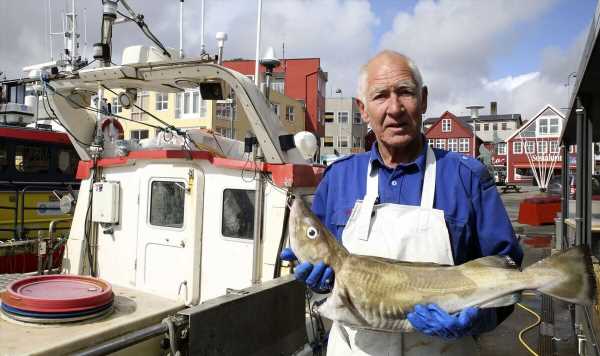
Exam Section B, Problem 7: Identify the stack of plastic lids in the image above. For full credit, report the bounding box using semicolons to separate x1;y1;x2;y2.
0;275;114;323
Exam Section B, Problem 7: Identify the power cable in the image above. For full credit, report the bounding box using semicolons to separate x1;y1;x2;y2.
516;302;541;356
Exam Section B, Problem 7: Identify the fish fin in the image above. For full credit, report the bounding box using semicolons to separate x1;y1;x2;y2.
359;255;450;267
525;246;596;305
479;293;521;308
462;255;519;269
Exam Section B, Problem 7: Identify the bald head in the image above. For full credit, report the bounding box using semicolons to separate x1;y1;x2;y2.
357;50;424;104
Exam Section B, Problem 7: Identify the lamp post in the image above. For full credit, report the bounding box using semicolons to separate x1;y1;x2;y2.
466;105;484;158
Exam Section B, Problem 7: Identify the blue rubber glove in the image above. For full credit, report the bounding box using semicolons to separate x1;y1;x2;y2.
407;304;481;339
280;247;334;293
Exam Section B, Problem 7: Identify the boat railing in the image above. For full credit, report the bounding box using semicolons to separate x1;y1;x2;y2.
0;182;75;240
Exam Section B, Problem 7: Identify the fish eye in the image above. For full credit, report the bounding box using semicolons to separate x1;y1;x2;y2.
306;227;319;239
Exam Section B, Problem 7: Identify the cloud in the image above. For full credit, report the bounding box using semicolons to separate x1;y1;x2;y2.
0;0;377;97
376;0;585;119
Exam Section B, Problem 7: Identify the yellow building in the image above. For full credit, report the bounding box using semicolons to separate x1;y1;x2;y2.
105;88;305;141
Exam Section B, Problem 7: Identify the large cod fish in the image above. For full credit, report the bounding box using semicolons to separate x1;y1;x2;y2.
288;197;596;332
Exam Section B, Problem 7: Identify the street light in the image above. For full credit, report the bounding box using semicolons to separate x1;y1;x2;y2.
565;71;577;87
466;105;484;158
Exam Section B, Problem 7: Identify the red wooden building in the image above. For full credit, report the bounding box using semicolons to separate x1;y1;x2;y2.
424;111;483;157
505;105;575;184
223;58;328;137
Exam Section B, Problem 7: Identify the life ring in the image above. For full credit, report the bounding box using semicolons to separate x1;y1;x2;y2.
100;117;124;140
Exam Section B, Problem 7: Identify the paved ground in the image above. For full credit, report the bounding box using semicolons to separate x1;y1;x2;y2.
478;186;576;356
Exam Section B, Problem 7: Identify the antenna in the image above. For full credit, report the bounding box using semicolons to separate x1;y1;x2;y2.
179;0;184;59
254;0;263;86
48;0;53;60
200;0;206;54
83;7;88;59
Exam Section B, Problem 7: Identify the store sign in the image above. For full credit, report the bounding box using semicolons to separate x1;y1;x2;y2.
492;156;506;165
531;155;560;162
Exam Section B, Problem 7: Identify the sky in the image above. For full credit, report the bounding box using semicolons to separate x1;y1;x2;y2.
0;0;597;119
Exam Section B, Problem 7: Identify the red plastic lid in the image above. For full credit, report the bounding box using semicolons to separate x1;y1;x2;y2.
1;275;113;313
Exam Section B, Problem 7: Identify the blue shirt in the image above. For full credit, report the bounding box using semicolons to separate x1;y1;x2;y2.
312;142;523;266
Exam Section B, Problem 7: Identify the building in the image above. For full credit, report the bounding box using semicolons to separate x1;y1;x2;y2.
423;102;522;144
106;87;305;142
322;97;369;162
505;104;574;184
424;111;484;158
224;58;328;138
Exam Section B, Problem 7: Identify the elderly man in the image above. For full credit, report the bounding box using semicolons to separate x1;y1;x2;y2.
282;50;522;355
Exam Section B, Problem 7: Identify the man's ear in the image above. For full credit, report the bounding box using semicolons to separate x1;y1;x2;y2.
356;98;369;123
420;86;428;114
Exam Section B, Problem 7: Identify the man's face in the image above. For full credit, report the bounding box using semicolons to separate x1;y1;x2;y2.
358;56;427;150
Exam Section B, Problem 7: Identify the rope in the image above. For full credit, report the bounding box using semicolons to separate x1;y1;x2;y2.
516;302;541;356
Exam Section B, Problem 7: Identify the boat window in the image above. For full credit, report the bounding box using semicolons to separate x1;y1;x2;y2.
57;148;79;175
222;189;255;240
15;145;49;173
149;181;185;228
0;143;7;172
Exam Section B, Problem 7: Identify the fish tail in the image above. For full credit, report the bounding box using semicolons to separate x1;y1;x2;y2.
525;246;596;305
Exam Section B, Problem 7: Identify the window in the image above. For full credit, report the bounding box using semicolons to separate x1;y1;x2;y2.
435;139;446;150
155;93;168;111
324;111;334;123
192;92;200;113
474;123;480;131
216;103;233;120
550;141;560;153
353;112;362;124
150;181;185;228
338;136;349;148
525;141;535;154
323;136;334;147
352;136;362;148
428;139;435;147
0;143;7;172
442;119;452;132
537;141;548;154
131;92;149;121
131;129;149;140
271;79;285;94
216;127;236;139
15;145;49;173
483;123;489;131
501;122;508;130
459;138;469;152
222;189;255;239
513;141;522;154
492;123;498;131
447;138;458;152
539;118;549;135
175;93;181;118
286;106;295;121
496;142;507;155
272;103;280;118
549;118;560;134
338;111;349;124
57;148;79;175
111;97;122;114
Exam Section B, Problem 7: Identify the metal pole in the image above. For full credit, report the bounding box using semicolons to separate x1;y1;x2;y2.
254;0;262;87
72;322;168;356
200;0;205;54
179;0;184;59
252;146;265;285
575;97;592;248
48;0;53;60
561;143;569;249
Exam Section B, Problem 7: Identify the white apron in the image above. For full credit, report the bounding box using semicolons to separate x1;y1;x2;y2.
326;146;479;356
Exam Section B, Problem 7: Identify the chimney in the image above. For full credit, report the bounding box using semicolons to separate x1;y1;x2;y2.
490;101;497;116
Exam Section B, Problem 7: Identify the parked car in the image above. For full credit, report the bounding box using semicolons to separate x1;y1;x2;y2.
547;174;600;197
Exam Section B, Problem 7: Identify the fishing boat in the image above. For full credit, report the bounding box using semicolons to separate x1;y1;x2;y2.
0;80;79;274
0;1;324;354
